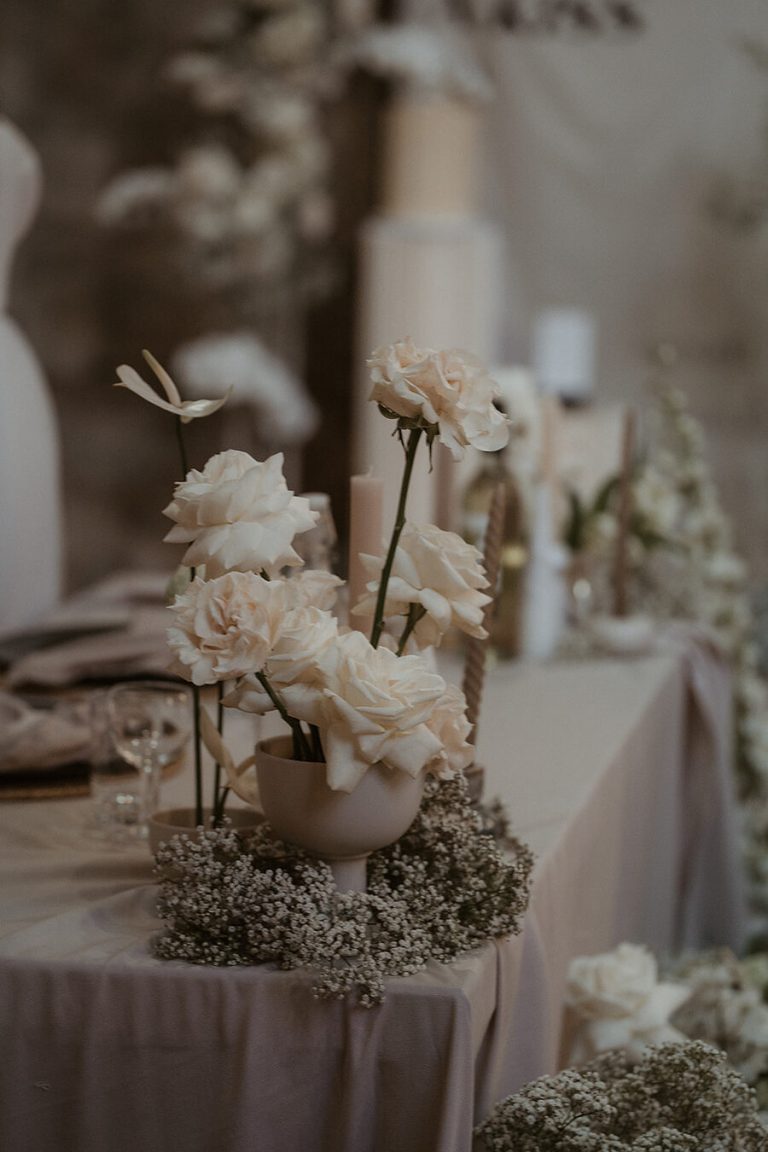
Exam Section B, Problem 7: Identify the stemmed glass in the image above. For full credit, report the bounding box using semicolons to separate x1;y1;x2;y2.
106;681;192;836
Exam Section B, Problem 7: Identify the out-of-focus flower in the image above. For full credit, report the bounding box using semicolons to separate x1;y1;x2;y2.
566;943;690;1063
95;169;174;226
172;331;319;445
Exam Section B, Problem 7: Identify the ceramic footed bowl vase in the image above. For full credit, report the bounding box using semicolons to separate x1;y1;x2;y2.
253;735;427;893
148;805;263;856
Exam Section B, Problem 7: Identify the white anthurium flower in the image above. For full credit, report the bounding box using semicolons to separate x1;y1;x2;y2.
566;944;691;1065
115;350;231;423
199;707;260;809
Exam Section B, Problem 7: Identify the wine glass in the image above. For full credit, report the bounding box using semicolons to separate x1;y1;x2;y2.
106;681;192;836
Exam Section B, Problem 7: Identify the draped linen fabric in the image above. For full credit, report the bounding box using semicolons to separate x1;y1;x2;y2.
0;637;744;1152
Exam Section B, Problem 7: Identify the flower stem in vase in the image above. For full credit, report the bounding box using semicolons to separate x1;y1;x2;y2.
191;683;203;827
255;671;313;760
396;604;427;655
370;427;423;648
212;682;225;826
175;416;189;479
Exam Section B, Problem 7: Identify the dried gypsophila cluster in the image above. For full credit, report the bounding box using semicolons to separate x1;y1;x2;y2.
668;949;768;1118
152;772;533;1007
475;1041;766;1152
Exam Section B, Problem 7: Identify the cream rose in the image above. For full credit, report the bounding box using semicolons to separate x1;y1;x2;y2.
167;571;286;686
566;943;690;1064
283;569;343;611
285;630;446;792
367;338;510;460
225;605;339;715
352;522;490;649
567;943;658;1019
163;450;317;577
425;683;474;779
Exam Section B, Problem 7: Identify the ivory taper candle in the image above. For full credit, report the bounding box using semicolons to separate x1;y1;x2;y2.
348;473;384;633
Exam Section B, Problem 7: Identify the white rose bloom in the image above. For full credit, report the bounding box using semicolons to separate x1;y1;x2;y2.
226;605;339;716
738;671;768;713
568;943;658;1019
283;570;343;611
286;630;445;792
297;190;334;242
96;168;174;226
174;201;231;244
254;93;314;142
425;684;473;778
249;156;296;204
566;943;690;1064
176;145;242;204
232;186;276;236
352;522;490;648
368;338;510;460
167;572;286;686
165;52;221;89
163;450;318;577
632;467;680;539
285;134;330;186
704;551;747;587
254;7;325;66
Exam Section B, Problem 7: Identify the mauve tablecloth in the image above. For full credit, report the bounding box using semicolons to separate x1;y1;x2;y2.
0;636;745;1152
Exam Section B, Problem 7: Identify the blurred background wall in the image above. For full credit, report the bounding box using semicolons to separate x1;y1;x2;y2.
3;0;768;592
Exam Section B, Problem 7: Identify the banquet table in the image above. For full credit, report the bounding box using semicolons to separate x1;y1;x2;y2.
0;629;746;1152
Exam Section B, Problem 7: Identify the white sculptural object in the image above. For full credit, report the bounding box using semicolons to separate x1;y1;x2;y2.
0;119;62;633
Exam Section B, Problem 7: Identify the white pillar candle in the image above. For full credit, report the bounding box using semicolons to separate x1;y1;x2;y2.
348;473;384;634
539;394;561;490
533;308;596;405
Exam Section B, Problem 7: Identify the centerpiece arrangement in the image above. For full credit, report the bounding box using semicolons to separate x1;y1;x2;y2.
114;337;533;1003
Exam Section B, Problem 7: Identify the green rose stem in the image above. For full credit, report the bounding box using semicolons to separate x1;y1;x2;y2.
309;724;324;762
255;671;313;761
173;414;206;827
191;684;204;827
370;426;423;649
396;604;428;656
175;417;189;479
212;682;225;826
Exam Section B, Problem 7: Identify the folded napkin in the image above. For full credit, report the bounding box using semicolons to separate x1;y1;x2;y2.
0;692;92;774
8;607;175;689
